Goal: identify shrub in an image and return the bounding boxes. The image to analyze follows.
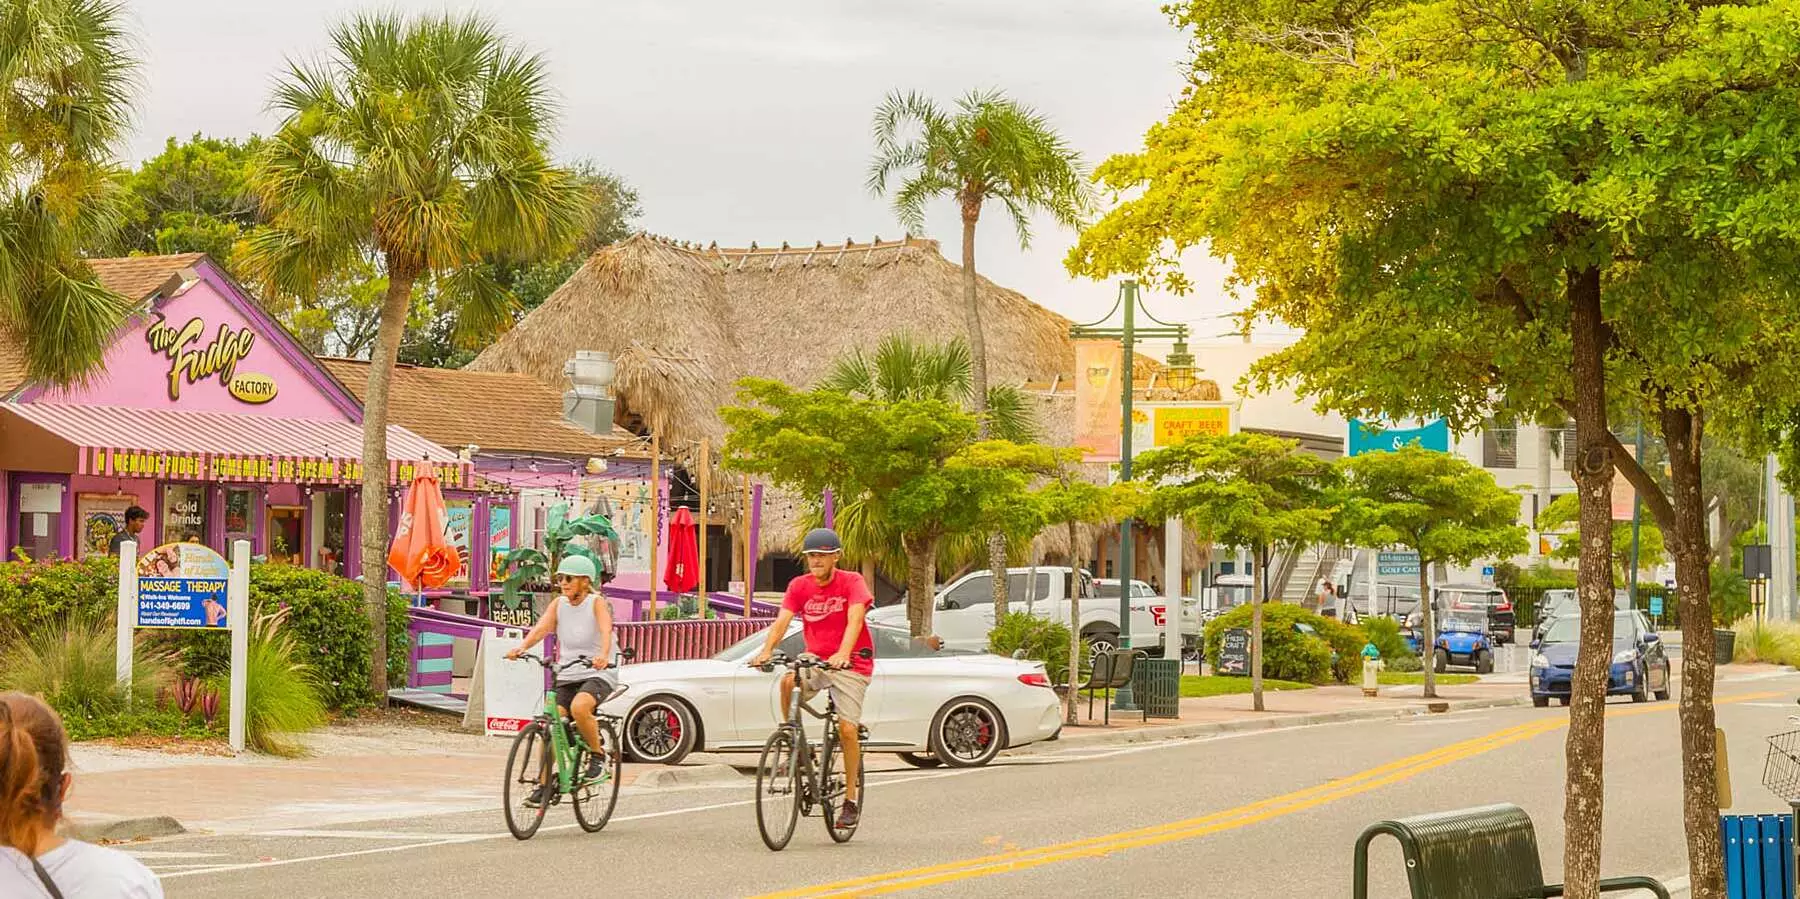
[0,557,121,640]
[988,611,1079,681]
[1314,616,1368,683]
[1201,602,1334,684]
[0,616,198,741]
[1386,653,1423,673]
[1361,616,1412,662]
[1734,621,1800,665]
[209,609,326,756]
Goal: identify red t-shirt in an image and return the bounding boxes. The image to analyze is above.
[782,569,876,676]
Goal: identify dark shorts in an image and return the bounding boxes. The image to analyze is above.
[555,678,615,711]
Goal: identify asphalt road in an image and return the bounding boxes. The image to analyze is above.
[150,661,1789,899]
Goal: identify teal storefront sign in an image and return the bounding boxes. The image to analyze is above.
[1347,418,1451,456]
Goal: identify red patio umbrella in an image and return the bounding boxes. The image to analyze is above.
[388,475,462,591]
[663,506,699,594]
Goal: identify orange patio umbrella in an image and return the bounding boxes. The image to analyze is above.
[388,474,462,591]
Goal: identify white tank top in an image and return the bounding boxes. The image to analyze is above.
[554,593,616,684]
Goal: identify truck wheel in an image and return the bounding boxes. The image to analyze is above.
[1083,626,1119,657]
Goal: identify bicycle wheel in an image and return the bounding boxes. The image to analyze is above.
[502,722,552,840]
[572,720,624,833]
[821,728,865,843]
[755,728,802,851]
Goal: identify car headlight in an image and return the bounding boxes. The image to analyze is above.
[1532,654,1549,668]
[1613,648,1638,664]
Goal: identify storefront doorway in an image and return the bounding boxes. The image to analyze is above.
[267,506,304,565]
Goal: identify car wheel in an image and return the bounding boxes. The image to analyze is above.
[1655,664,1671,701]
[624,696,697,765]
[1532,696,1549,708]
[1083,626,1119,658]
[1433,649,1449,674]
[1475,650,1494,675]
[929,698,1008,768]
[897,752,943,769]
[1632,668,1650,703]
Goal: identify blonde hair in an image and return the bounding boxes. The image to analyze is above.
[0,692,67,856]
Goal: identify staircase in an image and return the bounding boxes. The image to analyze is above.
[1276,544,1344,606]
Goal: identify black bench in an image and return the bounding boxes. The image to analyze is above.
[1075,649,1144,725]
[1353,803,1669,898]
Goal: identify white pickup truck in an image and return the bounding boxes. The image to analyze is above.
[867,567,1199,656]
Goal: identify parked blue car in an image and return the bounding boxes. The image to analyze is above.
[1529,610,1671,707]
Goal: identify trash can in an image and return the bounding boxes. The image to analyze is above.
[1717,628,1738,665]
[1133,658,1181,719]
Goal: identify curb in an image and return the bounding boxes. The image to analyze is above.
[1007,696,1532,756]
[60,814,186,843]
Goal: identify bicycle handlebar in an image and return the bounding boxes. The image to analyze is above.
[750,646,873,673]
[512,652,608,672]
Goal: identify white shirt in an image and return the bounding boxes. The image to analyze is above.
[0,840,163,898]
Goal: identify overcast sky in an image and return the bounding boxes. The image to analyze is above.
[126,0,1269,347]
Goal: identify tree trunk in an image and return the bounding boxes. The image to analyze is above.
[990,532,1010,624]
[1067,520,1083,725]
[903,533,938,638]
[1251,546,1267,712]
[359,266,415,703]
[1419,562,1437,699]
[1665,403,1724,899]
[960,201,989,425]
[1564,264,1614,899]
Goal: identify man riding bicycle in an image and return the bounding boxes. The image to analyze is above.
[507,555,615,806]
[749,528,873,830]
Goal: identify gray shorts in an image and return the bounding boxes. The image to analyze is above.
[796,668,870,725]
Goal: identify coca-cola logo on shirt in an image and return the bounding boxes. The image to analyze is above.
[803,594,848,620]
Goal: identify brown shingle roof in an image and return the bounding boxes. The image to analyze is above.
[318,358,645,459]
[0,253,210,395]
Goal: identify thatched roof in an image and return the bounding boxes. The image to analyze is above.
[467,236,741,460]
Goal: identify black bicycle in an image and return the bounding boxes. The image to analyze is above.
[752,650,871,851]
[501,653,627,840]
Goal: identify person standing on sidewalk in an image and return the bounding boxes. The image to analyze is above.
[0,692,163,898]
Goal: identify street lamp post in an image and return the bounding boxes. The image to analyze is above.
[1071,279,1191,713]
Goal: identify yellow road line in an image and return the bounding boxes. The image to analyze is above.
[757,691,1780,898]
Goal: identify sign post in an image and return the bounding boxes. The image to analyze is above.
[117,539,249,752]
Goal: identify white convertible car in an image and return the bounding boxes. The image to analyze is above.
[601,621,1063,769]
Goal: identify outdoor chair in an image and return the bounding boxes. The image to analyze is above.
[1076,649,1144,726]
[1352,803,1670,899]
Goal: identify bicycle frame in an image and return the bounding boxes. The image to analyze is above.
[539,685,583,795]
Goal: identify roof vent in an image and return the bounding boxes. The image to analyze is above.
[562,350,617,436]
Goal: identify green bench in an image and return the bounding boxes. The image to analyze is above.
[1353,803,1670,898]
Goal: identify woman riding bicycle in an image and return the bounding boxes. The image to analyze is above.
[507,555,616,806]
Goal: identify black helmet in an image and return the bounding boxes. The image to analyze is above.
[801,528,843,555]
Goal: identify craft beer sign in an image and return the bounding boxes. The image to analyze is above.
[145,314,277,404]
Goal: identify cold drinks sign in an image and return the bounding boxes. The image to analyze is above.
[136,542,230,628]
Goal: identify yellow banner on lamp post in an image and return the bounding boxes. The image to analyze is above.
[1130,402,1235,455]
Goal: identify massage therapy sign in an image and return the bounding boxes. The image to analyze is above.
[136,542,230,628]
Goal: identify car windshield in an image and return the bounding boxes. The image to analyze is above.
[712,625,780,661]
[1540,611,1641,646]
[1441,612,1487,632]
[1441,589,1503,610]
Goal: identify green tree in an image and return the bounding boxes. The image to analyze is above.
[1137,433,1336,712]
[1537,494,1666,585]
[722,379,1045,636]
[1339,447,1529,698]
[245,12,589,697]
[818,334,1039,589]
[1067,4,1800,890]
[0,0,137,386]
[868,88,1090,617]
[1031,465,1138,722]
[113,134,264,260]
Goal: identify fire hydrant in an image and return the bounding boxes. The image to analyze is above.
[1361,642,1382,697]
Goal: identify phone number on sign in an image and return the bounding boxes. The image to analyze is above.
[140,599,203,611]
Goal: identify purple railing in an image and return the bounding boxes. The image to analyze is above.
[405,605,774,696]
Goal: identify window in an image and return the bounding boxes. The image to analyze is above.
[444,498,474,587]
[1482,423,1518,469]
[160,484,207,546]
[308,491,347,575]
[14,480,64,561]
[941,574,990,609]
[224,488,257,549]
[1006,571,1053,604]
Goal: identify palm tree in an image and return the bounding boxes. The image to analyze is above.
[868,89,1089,620]
[0,0,137,385]
[245,12,588,698]
[818,335,1038,586]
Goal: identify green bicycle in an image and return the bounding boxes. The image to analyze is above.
[502,653,626,840]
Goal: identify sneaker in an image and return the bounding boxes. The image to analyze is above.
[523,784,552,808]
[584,754,607,781]
[835,799,860,829]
